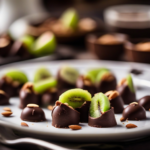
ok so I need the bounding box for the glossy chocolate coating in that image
[41,90,59,106]
[76,76,96,96]
[21,106,46,122]
[88,108,117,127]
[109,95,124,114]
[19,90,39,109]
[138,95,150,110]
[76,101,91,123]
[57,70,76,90]
[122,103,146,121]
[9,41,31,58]
[117,84,136,104]
[0,91,9,105]
[52,102,80,128]
[96,78,117,93]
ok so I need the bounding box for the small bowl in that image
[86,33,127,60]
[125,38,150,63]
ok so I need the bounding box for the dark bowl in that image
[86,33,127,60]
[125,38,150,63]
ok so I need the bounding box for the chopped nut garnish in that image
[130,102,138,105]
[27,104,39,108]
[102,73,114,81]
[1,111,12,117]
[21,122,28,127]
[69,125,82,130]
[126,123,137,129]
[118,78,127,86]
[84,80,92,86]
[120,117,126,122]
[22,82,33,91]
[108,91,119,100]
[3,107,11,112]
[47,105,53,110]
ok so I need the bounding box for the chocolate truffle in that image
[57,66,79,90]
[21,104,46,122]
[19,83,39,109]
[121,102,146,121]
[88,108,117,127]
[138,95,150,111]
[41,87,59,106]
[76,101,91,122]
[0,90,9,105]
[52,101,80,128]
[117,78,136,104]
[96,72,117,93]
[105,91,124,113]
[76,75,96,96]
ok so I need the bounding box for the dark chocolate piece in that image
[138,95,150,111]
[96,78,117,93]
[88,107,117,127]
[76,75,96,96]
[109,95,124,114]
[117,84,136,104]
[9,41,31,58]
[0,90,9,105]
[41,88,59,106]
[76,101,91,122]
[21,104,46,122]
[19,83,39,109]
[130,69,143,75]
[52,101,80,128]
[122,103,146,121]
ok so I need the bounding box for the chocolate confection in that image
[138,95,150,111]
[76,101,91,122]
[88,107,117,127]
[9,41,31,58]
[0,90,9,105]
[21,104,46,122]
[117,84,136,104]
[76,75,96,96]
[52,101,80,128]
[122,102,146,121]
[19,83,39,109]
[96,73,117,93]
[41,88,59,106]
[105,91,124,114]
[86,33,126,60]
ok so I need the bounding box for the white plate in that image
[0,60,150,142]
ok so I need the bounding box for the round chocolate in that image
[138,95,150,111]
[117,84,136,104]
[122,103,146,121]
[0,90,9,105]
[76,76,96,96]
[109,95,124,114]
[96,78,117,93]
[88,107,117,128]
[21,105,46,122]
[76,101,91,123]
[19,90,39,109]
[52,101,80,128]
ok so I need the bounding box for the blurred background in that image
[0,0,150,65]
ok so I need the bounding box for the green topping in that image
[59,88,91,108]
[90,92,110,118]
[5,70,28,84]
[60,8,79,29]
[20,35,34,53]
[33,32,56,57]
[96,70,110,82]
[34,78,57,94]
[126,74,135,93]
[86,68,109,83]
[34,67,52,83]
[60,66,79,85]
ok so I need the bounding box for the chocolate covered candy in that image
[105,90,124,113]
[117,74,136,104]
[52,101,80,128]
[121,102,146,121]
[19,82,39,109]
[138,95,150,111]
[21,104,46,122]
